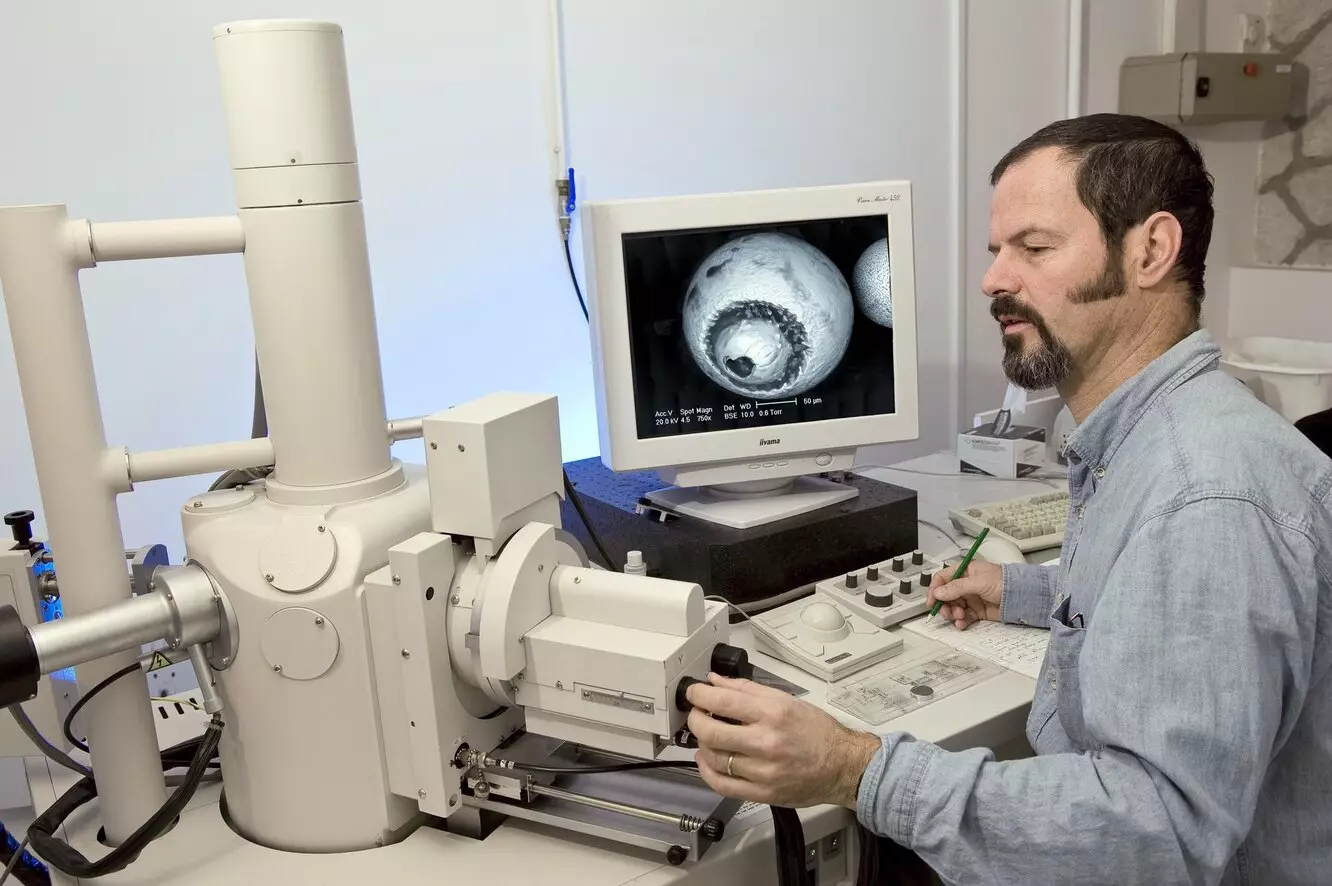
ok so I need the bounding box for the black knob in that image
[921,571,934,586]
[4,511,34,550]
[845,572,859,589]
[676,676,703,712]
[700,818,725,842]
[892,558,904,571]
[711,643,752,680]
[672,727,698,749]
[866,587,895,608]
[666,845,689,866]
[901,579,914,596]
[912,551,924,566]
[0,606,39,707]
[866,566,879,581]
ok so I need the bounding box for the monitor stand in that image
[644,476,859,530]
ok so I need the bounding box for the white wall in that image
[959,0,1166,424]
[1186,0,1332,346]
[560,0,958,470]
[0,1,1166,558]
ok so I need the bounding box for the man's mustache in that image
[990,295,1044,327]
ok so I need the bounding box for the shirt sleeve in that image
[997,562,1059,627]
[855,497,1314,886]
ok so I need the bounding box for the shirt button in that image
[1094,466,1106,479]
[1049,674,1057,689]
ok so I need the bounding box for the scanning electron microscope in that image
[0,20,761,884]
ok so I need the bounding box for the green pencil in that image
[929,526,990,618]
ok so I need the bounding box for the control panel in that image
[817,549,945,629]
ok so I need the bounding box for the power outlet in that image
[1239,14,1267,52]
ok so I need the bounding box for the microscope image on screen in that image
[622,217,896,441]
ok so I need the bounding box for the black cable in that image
[562,236,589,321]
[27,716,223,880]
[772,806,814,886]
[62,661,141,753]
[562,471,615,570]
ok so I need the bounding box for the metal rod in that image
[387,416,425,442]
[127,438,276,483]
[29,592,174,674]
[526,782,701,832]
[89,216,244,261]
[187,644,223,714]
[0,203,167,841]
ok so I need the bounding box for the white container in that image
[1220,336,1332,423]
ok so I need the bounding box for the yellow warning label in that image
[148,651,173,671]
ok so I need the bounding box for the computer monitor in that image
[580,181,919,529]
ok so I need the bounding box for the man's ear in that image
[1131,210,1184,290]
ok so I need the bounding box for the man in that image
[686,114,1332,885]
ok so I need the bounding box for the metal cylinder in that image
[29,593,173,674]
[26,565,223,675]
[236,202,391,489]
[0,203,167,842]
[213,22,391,492]
[89,216,244,261]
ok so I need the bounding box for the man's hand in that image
[926,558,1005,630]
[685,673,880,809]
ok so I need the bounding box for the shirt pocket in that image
[1048,596,1097,750]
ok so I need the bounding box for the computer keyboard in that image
[948,490,1069,553]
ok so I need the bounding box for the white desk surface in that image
[8,450,1061,885]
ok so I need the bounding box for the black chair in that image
[1296,407,1332,460]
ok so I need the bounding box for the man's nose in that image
[982,255,1018,299]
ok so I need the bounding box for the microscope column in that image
[0,205,167,844]
[213,20,390,490]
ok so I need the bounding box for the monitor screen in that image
[621,216,896,441]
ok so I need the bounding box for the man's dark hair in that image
[990,113,1214,318]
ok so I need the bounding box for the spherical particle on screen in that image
[682,232,853,399]
[852,237,893,327]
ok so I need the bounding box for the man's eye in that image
[1024,245,1049,254]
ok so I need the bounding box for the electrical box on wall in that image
[1119,52,1294,125]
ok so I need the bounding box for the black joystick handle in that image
[710,643,752,680]
[4,511,35,551]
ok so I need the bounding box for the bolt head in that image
[450,594,460,604]
[418,788,427,798]
[556,681,563,689]
[449,794,458,806]
[401,649,411,658]
[148,581,157,591]
[430,442,438,450]
[264,573,275,583]
[192,501,202,509]
[392,575,401,585]
[317,524,326,533]
[457,444,465,452]
[574,576,581,584]
[537,564,544,573]
[315,616,325,626]
[273,664,282,672]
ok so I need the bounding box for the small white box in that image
[958,422,1046,479]
[423,394,563,546]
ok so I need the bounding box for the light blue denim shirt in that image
[856,329,1332,885]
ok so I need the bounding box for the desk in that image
[9,452,1059,885]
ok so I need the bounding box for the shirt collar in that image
[1064,328,1221,470]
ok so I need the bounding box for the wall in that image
[959,0,1166,424]
[560,0,957,470]
[1185,0,1332,346]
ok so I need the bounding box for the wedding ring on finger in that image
[726,752,735,778]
